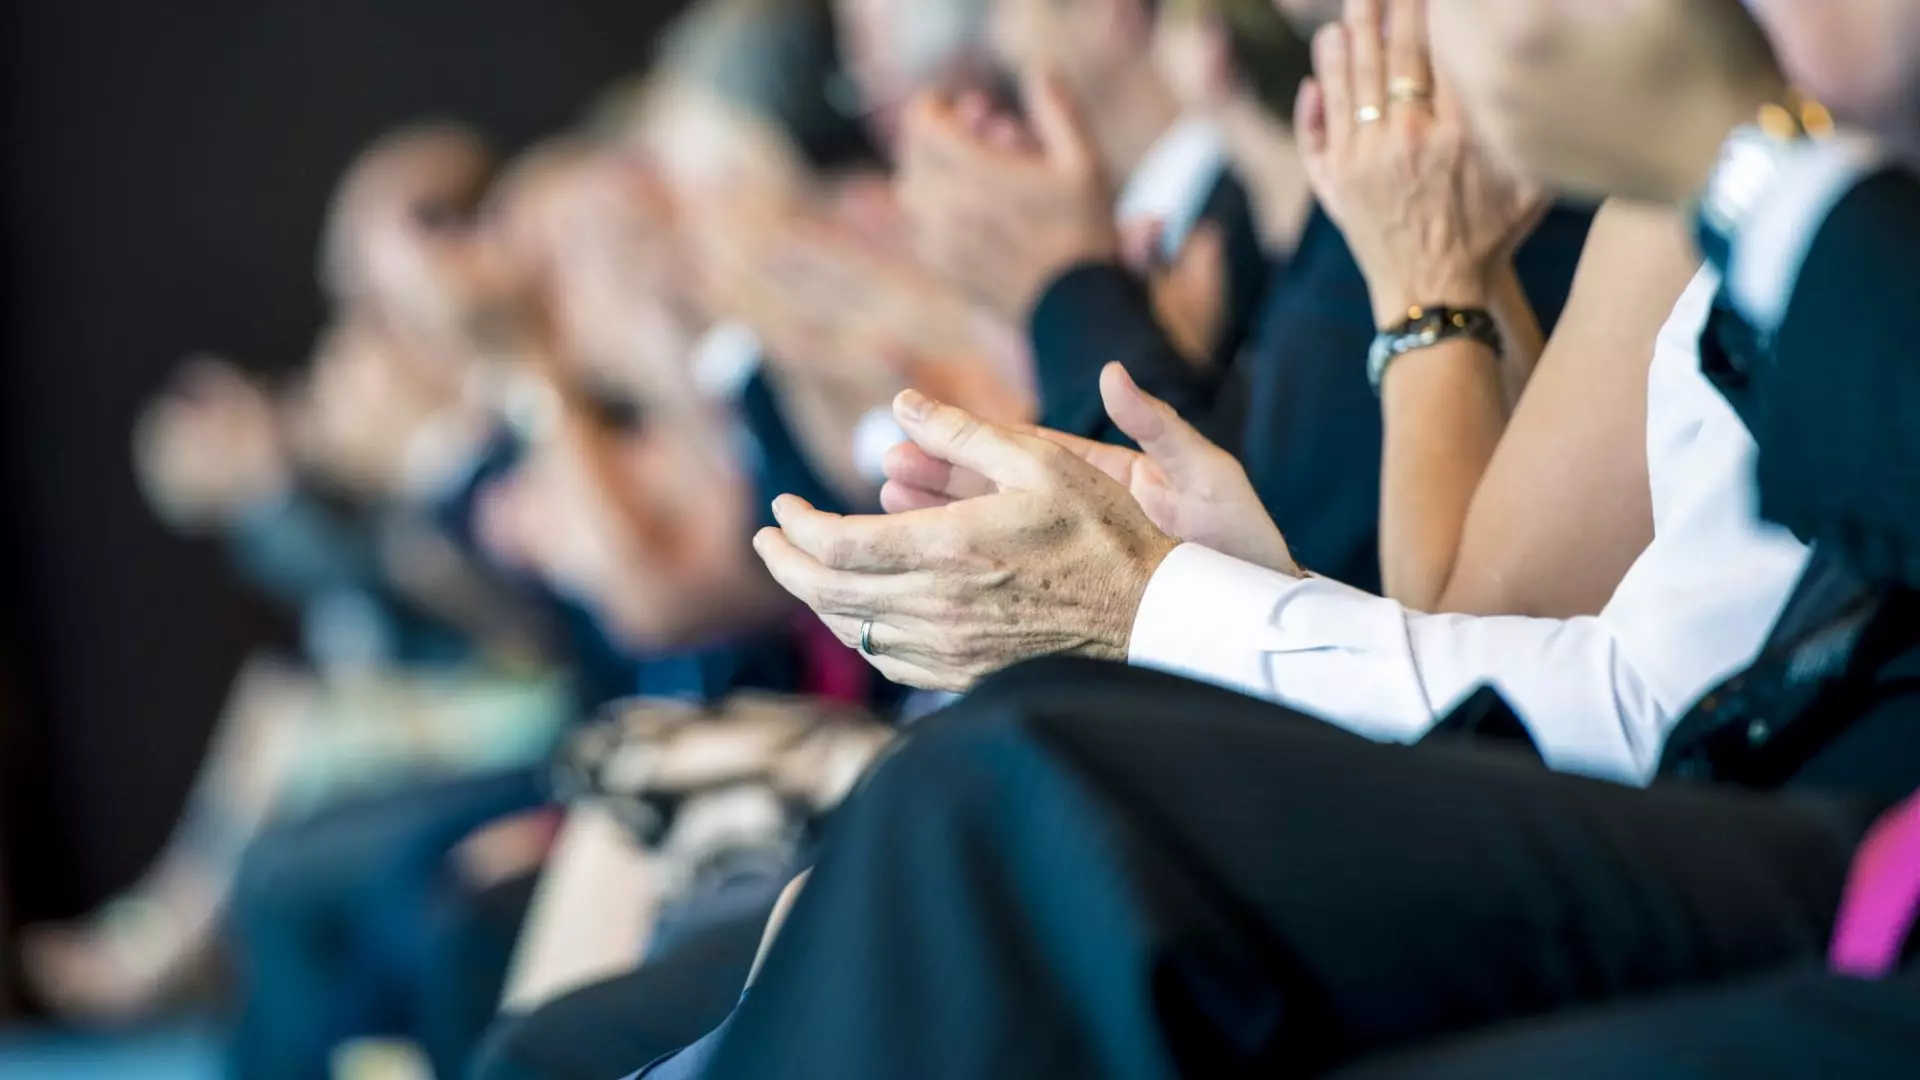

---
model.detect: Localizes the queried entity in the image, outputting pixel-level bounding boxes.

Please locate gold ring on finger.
[1354,104,1384,125]
[1388,78,1433,105]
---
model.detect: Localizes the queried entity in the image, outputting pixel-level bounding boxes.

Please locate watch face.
[1366,335,1394,393]
[1702,125,1797,237]
[1369,306,1502,395]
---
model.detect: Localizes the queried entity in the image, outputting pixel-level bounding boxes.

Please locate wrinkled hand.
[898,68,1121,323]
[752,390,1179,692]
[133,356,291,531]
[1299,0,1544,327]
[756,211,1031,404]
[1431,0,1783,205]
[884,363,1297,574]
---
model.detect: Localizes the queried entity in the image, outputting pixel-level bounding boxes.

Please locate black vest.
[1429,294,1920,802]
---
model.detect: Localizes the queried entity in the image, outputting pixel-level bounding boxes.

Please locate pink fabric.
[1830,791,1920,979]
[795,612,870,705]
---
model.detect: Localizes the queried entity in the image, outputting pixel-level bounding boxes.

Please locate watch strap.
[1694,92,1834,274]
[1367,306,1503,395]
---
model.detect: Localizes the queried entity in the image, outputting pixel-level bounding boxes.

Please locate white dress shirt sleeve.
[1726,135,1883,333]
[1129,545,1665,783]
[1127,270,1811,789]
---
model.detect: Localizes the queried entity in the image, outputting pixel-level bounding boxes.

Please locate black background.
[0,0,688,929]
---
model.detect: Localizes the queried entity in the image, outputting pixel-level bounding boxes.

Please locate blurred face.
[837,0,916,140]
[989,0,1148,95]
[1746,0,1920,134]
[1152,5,1235,113]
[325,127,523,381]
[291,320,463,498]
[623,81,821,333]
[836,0,1003,150]
[634,82,809,205]
[477,379,753,651]
[486,144,702,413]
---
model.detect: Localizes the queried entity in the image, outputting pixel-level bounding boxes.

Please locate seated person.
[665,0,1920,1076]
[626,2,1815,1076]
[897,0,1594,590]
[763,0,1777,781]
[23,123,567,1023]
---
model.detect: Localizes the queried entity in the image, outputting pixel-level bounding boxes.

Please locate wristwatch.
[1694,92,1834,271]
[1367,305,1503,395]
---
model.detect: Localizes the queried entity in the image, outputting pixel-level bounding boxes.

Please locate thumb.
[1099,363,1221,488]
[1020,67,1096,175]
[894,389,1054,491]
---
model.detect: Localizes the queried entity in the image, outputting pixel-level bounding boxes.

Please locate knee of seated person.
[854,691,1088,826]
[945,655,1134,722]
[939,656,1214,749]
[864,658,1233,817]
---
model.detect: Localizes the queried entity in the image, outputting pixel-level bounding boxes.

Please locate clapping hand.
[898,68,1122,324]
[1297,0,1544,327]
[752,387,1178,692]
[883,363,1296,574]
[133,357,292,531]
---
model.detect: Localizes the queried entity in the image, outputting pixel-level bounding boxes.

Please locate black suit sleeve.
[1752,168,1920,589]
[1028,263,1227,441]
[1027,171,1275,445]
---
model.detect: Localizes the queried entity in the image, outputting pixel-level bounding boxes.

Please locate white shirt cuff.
[852,408,908,486]
[1127,544,1439,744]
[1728,135,1883,333]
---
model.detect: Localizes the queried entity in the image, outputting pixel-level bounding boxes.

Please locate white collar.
[1114,115,1228,257]
[690,321,764,402]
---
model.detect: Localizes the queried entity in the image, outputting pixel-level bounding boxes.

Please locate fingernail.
[897,389,932,421]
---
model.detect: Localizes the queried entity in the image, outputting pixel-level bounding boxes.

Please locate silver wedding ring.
[1353,104,1384,125]
[859,619,880,658]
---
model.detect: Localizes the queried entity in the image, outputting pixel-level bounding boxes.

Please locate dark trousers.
[1334,960,1920,1078]
[704,659,1892,1079]
[226,768,546,1080]
[468,900,770,1080]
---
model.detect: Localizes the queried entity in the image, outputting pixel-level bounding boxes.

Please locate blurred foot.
[21,893,215,1021]
[21,655,312,1021]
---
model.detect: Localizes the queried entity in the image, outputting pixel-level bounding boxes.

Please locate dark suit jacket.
[1653,167,1920,803]
[1031,175,1593,591]
[1438,169,1920,805]
[1727,169,1920,589]
[1029,171,1271,447]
